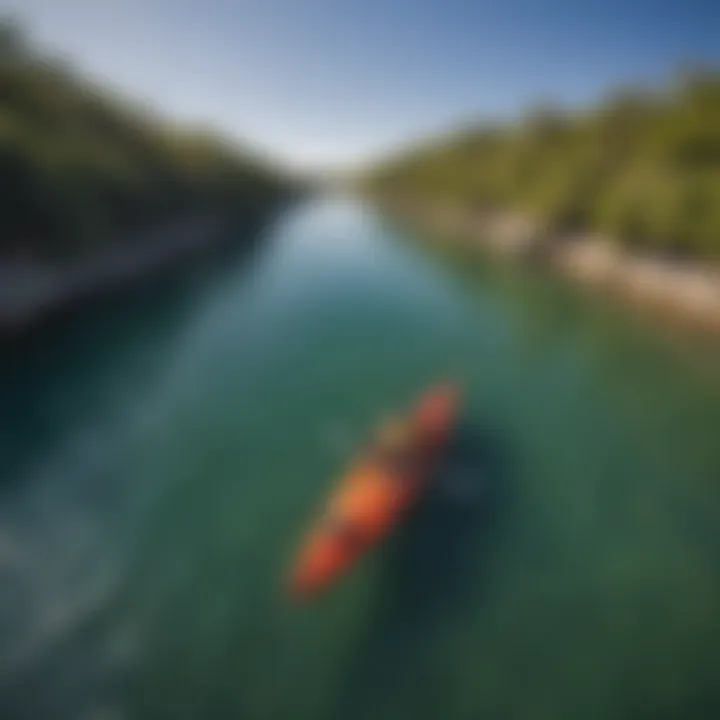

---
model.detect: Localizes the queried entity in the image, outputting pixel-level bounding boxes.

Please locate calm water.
[1,198,719,720]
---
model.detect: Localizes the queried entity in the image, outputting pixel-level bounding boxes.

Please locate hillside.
[367,70,720,260]
[0,21,290,262]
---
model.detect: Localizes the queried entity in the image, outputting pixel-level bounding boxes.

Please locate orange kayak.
[288,383,460,600]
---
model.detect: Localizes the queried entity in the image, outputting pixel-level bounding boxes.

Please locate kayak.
[288,383,460,600]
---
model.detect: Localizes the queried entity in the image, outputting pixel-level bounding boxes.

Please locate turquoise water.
[1,198,719,720]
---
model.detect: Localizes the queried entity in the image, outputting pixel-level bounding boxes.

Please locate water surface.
[1,198,719,720]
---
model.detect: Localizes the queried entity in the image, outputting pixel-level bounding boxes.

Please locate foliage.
[0,21,288,259]
[367,69,720,259]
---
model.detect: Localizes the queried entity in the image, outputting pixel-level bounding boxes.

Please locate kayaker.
[374,418,421,475]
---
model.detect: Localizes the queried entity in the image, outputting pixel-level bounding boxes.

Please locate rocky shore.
[383,199,720,333]
[0,212,256,338]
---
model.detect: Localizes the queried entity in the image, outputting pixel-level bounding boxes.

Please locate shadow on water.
[329,420,512,720]
[0,224,273,487]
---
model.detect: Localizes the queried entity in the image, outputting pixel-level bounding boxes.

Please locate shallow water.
[1,198,719,720]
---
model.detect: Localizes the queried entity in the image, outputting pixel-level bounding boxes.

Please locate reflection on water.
[0,198,719,720]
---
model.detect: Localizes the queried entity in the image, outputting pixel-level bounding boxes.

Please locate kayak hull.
[288,384,459,600]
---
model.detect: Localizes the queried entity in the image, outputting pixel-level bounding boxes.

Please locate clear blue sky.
[6,0,720,169]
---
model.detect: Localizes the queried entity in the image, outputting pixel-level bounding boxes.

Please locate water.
[1,198,719,720]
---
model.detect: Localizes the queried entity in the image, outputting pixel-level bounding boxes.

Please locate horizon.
[5,0,720,172]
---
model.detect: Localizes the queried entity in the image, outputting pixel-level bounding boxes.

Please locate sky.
[4,0,720,170]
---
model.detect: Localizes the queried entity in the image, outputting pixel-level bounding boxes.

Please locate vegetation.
[0,21,289,261]
[367,70,720,260]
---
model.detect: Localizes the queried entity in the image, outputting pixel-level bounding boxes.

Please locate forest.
[0,21,289,261]
[368,69,720,259]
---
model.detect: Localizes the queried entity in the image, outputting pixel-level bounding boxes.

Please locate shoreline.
[0,204,283,340]
[379,199,720,335]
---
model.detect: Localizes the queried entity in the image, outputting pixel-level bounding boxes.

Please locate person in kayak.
[314,420,422,558]
[372,418,423,476]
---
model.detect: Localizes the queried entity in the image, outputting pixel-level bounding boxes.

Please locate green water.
[1,198,719,720]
